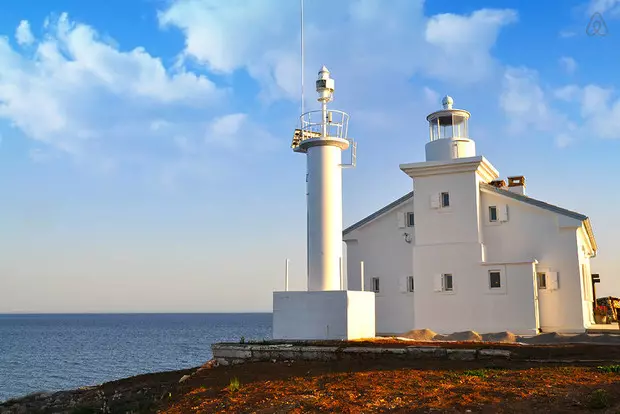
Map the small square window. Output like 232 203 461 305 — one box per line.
443 274 453 291
441 192 450 207
371 277 380 293
407 276 414 292
489 206 498 222
407 212 415 227
489 271 501 288
537 272 547 289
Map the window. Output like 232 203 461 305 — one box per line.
443 274 453 291
371 277 380 293
489 206 498 222
441 192 450 207
407 212 415 227
537 272 547 289
489 270 501 289
407 276 414 292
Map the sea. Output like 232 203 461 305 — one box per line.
0 313 272 402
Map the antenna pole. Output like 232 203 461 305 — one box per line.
300 0 304 119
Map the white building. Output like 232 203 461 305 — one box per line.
343 96 598 336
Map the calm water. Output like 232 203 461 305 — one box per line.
0 313 272 402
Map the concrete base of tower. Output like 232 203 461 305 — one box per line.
272 291 376 340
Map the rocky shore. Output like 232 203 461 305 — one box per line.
0 366 197 414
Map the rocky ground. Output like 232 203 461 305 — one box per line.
3 340 620 413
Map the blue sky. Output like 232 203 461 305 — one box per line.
1 0 619 312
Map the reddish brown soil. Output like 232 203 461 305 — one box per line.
3 342 620 413
163 359 620 413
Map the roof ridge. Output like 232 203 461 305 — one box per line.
343 191 413 235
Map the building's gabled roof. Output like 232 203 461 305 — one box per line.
479 183 587 220
480 183 597 253
343 191 413 236
342 183 597 253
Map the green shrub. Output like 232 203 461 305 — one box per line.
597 365 620 373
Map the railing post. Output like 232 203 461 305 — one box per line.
360 261 364 292
285 259 289 291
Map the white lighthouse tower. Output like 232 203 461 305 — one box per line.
272 67 376 341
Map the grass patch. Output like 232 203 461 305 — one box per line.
462 369 489 378
228 377 241 393
596 365 620 373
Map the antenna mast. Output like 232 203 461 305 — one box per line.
300 0 304 119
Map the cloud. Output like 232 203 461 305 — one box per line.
559 30 577 38
554 84 581 101
204 113 277 151
423 87 440 105
0 13 228 177
424 9 518 83
559 57 577 74
587 0 620 17
499 67 565 135
15 20 35 46
159 1 518 103
500 66 620 146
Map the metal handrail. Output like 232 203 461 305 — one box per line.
299 109 349 140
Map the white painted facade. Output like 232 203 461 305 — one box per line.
273 291 376 340
344 97 598 335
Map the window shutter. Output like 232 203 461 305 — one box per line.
433 274 443 292
498 204 509 222
399 276 408 293
397 212 406 228
548 271 559 290
430 193 440 209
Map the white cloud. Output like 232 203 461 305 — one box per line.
501 66 620 145
559 56 577 74
555 133 574 148
424 9 518 83
499 67 563 135
587 0 620 17
159 1 518 102
559 30 577 38
0 13 226 174
554 84 581 101
423 87 440 105
205 113 247 148
15 20 35 46
204 113 277 151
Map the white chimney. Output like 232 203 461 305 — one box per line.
507 176 526 195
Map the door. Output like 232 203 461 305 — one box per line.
533 267 541 333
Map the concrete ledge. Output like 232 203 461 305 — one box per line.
212 343 514 365
447 349 477 361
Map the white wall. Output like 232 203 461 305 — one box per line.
344 199 415 335
342 167 592 335
577 228 595 326
480 190 590 332
272 291 375 340
413 172 482 246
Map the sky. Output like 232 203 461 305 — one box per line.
0 0 619 313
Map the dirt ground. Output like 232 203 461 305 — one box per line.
163 359 620 413
3 342 620 413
